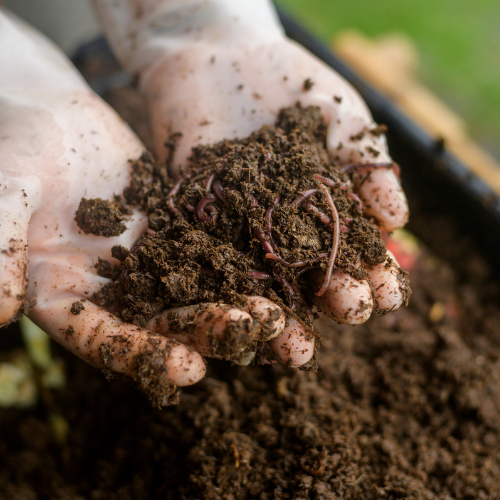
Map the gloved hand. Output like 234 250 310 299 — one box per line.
93 0 410 362
0 11 292 404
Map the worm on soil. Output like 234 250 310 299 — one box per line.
316 183 340 297
290 189 318 208
167 178 184 216
312 173 350 191
197 193 217 222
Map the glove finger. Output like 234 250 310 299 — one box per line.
145 296 285 359
309 268 374 325
29 296 205 388
0 176 40 326
366 250 411 314
269 317 315 367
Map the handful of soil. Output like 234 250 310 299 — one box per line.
88 105 400 362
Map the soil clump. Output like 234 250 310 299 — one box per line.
75 198 130 237
89 105 404 363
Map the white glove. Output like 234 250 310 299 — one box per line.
0 11 298 403
93 0 410 357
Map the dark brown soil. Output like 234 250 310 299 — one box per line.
1 224 500 499
89 105 405 365
75 198 130 237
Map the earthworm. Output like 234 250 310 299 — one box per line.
185 203 195 212
312 173 350 191
316 183 340 297
265 253 319 268
247 270 272 279
291 283 314 321
290 189 318 208
303 202 334 228
255 231 274 255
212 180 226 202
196 193 217 222
251 197 276 254
167 178 184 216
346 192 363 211
295 256 328 278
204 173 215 191
272 268 297 310
265 195 280 249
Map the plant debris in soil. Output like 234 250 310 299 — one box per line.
87 104 407 363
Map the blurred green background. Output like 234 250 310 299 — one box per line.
279 0 500 159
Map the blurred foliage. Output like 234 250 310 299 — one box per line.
278 0 500 157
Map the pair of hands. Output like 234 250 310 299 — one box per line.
0 1 408 393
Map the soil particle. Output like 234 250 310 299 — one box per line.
303 78 314 90
70 300 85 315
74 197 130 237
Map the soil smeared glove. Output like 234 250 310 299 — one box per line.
0 11 275 403
93 0 410 365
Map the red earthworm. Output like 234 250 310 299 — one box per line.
312 173 350 191
251 197 276 254
247 270 272 279
291 283 314 321
205 173 215 191
316 183 340 297
197 193 217 222
294 253 330 278
255 231 274 255
266 195 280 249
290 188 318 208
346 191 363 211
272 268 297 310
265 251 330 268
265 253 314 268
303 201 334 228
212 180 226 202
167 177 184 217
185 203 195 212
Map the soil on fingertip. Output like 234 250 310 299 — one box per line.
89 105 409 365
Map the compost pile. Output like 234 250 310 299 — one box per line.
87 105 395 359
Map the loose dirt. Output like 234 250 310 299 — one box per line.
1 221 499 499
